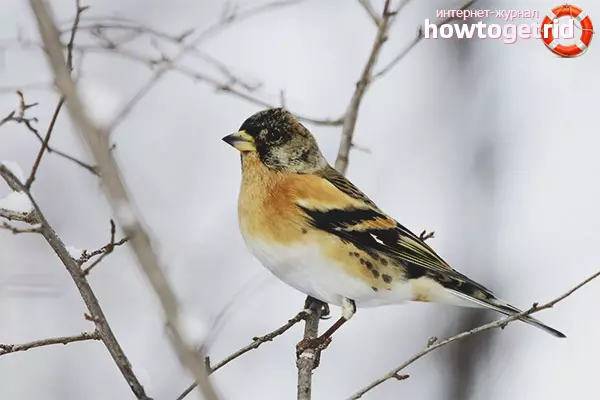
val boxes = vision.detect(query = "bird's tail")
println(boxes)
[449,290,566,338]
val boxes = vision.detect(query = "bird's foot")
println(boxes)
[296,336,332,358]
[320,303,331,320]
[303,296,331,320]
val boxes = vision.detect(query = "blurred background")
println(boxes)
[1,0,599,399]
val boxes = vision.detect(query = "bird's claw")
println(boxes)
[303,296,330,319]
[320,303,331,319]
[296,336,332,358]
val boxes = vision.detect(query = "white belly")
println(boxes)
[241,235,413,307]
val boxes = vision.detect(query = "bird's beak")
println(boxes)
[222,130,256,152]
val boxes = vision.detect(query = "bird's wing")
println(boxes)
[294,167,565,337]
[300,166,492,295]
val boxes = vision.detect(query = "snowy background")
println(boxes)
[1,0,599,399]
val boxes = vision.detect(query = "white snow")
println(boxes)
[65,246,84,259]
[0,191,33,214]
[0,161,25,182]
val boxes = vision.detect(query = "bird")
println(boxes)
[222,107,566,348]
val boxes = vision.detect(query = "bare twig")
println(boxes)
[0,164,151,399]
[62,22,261,92]
[1,221,42,233]
[176,311,308,400]
[0,330,101,356]
[25,97,65,188]
[1,98,98,175]
[29,1,218,398]
[358,0,380,26]
[79,219,128,275]
[25,1,86,188]
[107,0,308,133]
[348,269,600,399]
[0,207,39,224]
[373,0,479,80]
[334,0,394,174]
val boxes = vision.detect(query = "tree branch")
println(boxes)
[0,331,101,356]
[79,219,128,276]
[348,269,600,399]
[176,311,308,400]
[28,1,219,398]
[1,97,98,175]
[25,0,86,189]
[296,299,325,400]
[1,221,42,233]
[106,0,309,133]
[372,0,479,81]
[358,0,380,26]
[334,0,394,174]
[0,164,151,399]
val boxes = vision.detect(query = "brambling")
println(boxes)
[222,108,565,346]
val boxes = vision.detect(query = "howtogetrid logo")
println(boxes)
[542,4,594,57]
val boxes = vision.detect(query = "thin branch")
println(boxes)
[64,22,261,92]
[0,331,101,356]
[373,0,479,80]
[1,221,42,234]
[25,97,65,188]
[358,0,380,26]
[25,1,85,189]
[107,0,307,133]
[4,18,342,127]
[1,98,98,175]
[176,311,308,400]
[334,0,394,174]
[28,2,218,399]
[0,164,151,399]
[348,269,600,399]
[80,220,128,276]
[0,207,39,224]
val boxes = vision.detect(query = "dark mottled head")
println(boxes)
[222,108,327,173]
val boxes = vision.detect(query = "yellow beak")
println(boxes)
[222,130,256,152]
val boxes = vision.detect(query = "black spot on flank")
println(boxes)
[360,259,365,265]
[301,228,307,234]
[382,274,392,283]
[353,252,360,257]
[371,286,378,292]
[381,258,388,266]
[348,252,354,256]
[371,269,380,278]
[365,261,373,269]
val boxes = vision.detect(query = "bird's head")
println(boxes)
[222,108,327,173]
